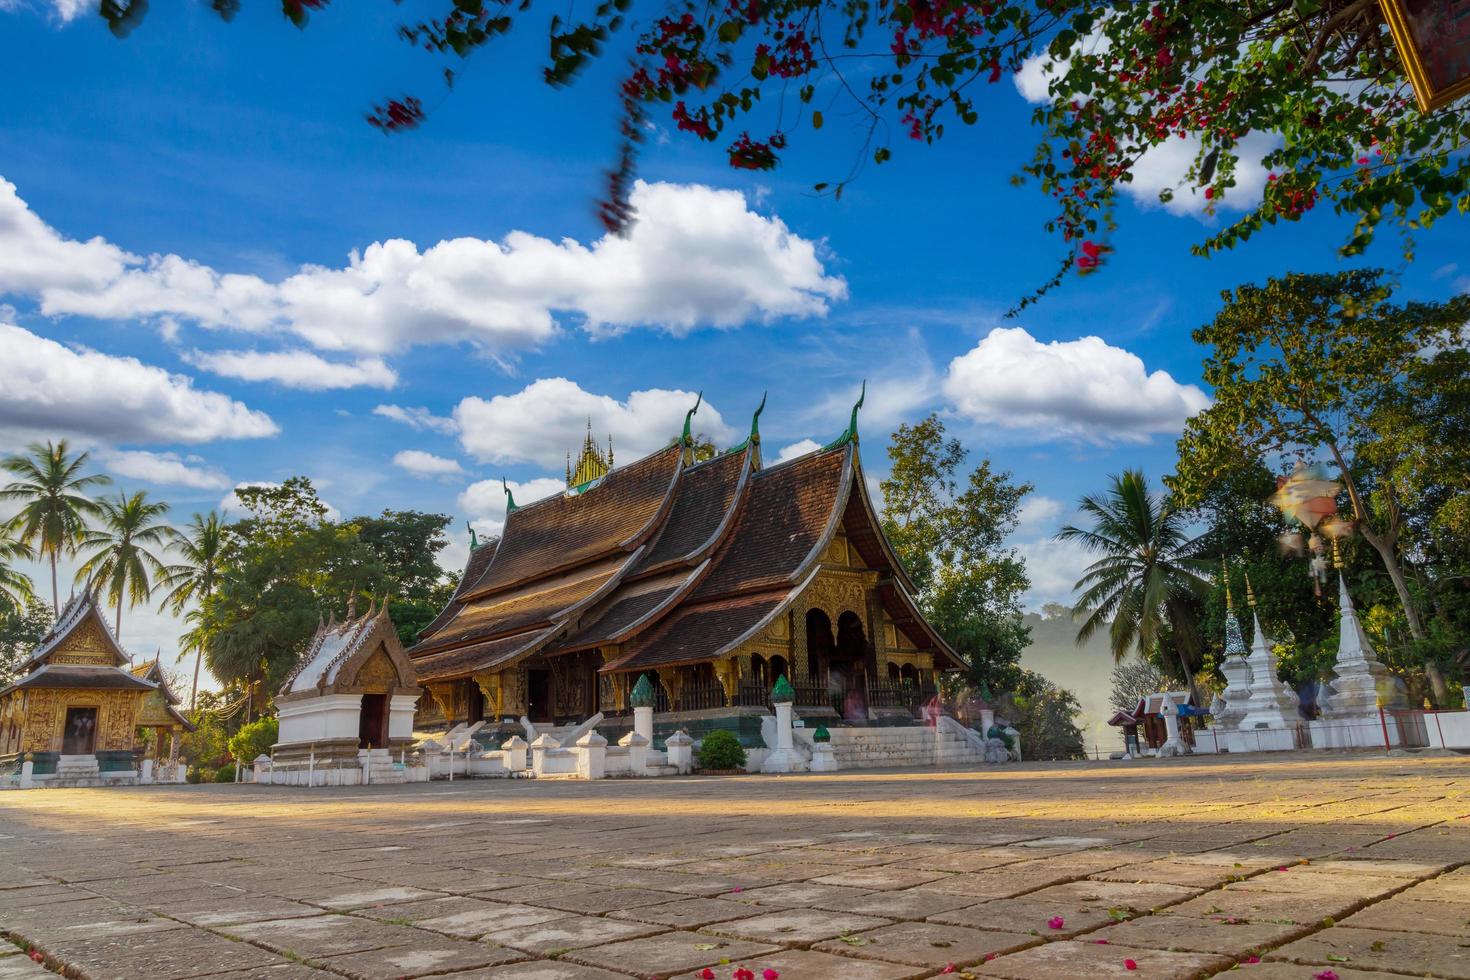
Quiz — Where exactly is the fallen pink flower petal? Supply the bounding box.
[1243,956,1260,964]
[940,965,957,974]
[1093,939,1110,945]
[1124,959,1138,971]
[1047,916,1065,929]
[1314,972,1339,980]
[700,971,715,980]
[762,970,779,980]
[729,887,744,893]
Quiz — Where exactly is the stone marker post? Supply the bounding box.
[575,730,608,779]
[619,731,649,775]
[665,730,693,774]
[761,675,807,774]
[502,735,528,772]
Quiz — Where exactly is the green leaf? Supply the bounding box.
[812,110,823,130]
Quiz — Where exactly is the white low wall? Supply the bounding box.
[1427,710,1470,751]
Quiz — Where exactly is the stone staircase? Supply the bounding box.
[362,749,408,785]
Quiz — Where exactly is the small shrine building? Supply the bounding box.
[274,600,420,772]
[408,391,964,735]
[0,591,162,782]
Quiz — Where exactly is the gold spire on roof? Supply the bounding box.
[568,418,612,488]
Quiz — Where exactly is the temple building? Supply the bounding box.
[408,390,965,738]
[129,657,195,780]
[0,591,161,784]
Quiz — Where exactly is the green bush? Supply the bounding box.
[227,717,278,763]
[697,729,746,771]
[213,763,237,783]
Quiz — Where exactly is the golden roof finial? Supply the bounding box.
[1244,572,1257,609]
[1222,558,1234,611]
[1332,536,1344,570]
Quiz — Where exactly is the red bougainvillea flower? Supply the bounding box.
[28,952,43,964]
[1314,972,1339,980]
[1204,187,1215,199]
[734,969,756,980]
[1243,956,1260,964]
[762,970,780,980]
[940,965,957,974]
[1093,939,1110,945]
[1047,916,1065,929]
[1124,959,1138,971]
[700,971,715,980]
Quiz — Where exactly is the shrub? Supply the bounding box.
[697,729,746,771]
[227,716,278,763]
[213,763,237,783]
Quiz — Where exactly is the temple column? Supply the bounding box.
[791,608,810,683]
[715,658,739,706]
[657,669,682,712]
[473,673,503,722]
[168,730,179,781]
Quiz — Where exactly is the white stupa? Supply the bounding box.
[1215,566,1253,733]
[1237,575,1300,748]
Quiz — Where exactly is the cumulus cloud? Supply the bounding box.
[219,481,340,521]
[459,476,566,538]
[454,378,735,469]
[373,404,458,435]
[0,323,278,444]
[0,0,91,22]
[1013,44,1277,218]
[776,439,822,463]
[0,177,846,356]
[183,348,397,390]
[1015,536,1094,609]
[392,450,465,478]
[942,327,1208,442]
[1016,495,1064,533]
[96,449,231,490]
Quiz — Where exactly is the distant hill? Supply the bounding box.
[1019,609,1118,756]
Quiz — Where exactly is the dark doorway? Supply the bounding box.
[62,707,97,754]
[835,611,870,721]
[359,694,388,748]
[769,655,789,683]
[467,681,485,724]
[528,669,554,723]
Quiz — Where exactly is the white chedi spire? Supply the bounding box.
[1328,573,1404,714]
[1216,569,1253,732]
[1238,580,1299,731]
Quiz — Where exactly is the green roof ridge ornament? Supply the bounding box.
[723,391,768,456]
[502,478,518,513]
[629,673,656,709]
[467,521,478,550]
[771,674,795,703]
[822,380,866,450]
[681,391,703,446]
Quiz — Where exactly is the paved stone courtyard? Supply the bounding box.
[1,753,1468,980]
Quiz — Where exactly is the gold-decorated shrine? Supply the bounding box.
[0,591,183,779]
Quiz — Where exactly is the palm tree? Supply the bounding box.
[1058,470,1211,700]
[1,440,111,613]
[74,490,175,642]
[0,526,36,614]
[158,512,225,710]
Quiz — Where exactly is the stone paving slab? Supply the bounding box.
[0,753,1466,979]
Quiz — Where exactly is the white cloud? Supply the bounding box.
[1016,495,1064,533]
[459,476,567,538]
[1128,131,1279,218]
[0,0,92,23]
[183,348,397,390]
[97,449,231,490]
[1015,536,1094,610]
[392,450,465,478]
[776,439,821,463]
[454,378,735,469]
[942,327,1209,442]
[0,322,278,444]
[1,177,846,356]
[219,481,340,521]
[373,404,458,435]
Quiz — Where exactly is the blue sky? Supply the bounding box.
[2,1,1467,669]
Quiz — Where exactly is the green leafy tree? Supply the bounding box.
[202,478,389,708]
[880,414,1032,693]
[1060,470,1211,703]
[158,512,225,711]
[1,440,110,613]
[350,509,454,647]
[1170,270,1470,704]
[1000,669,1086,761]
[74,490,175,641]
[227,716,279,763]
[92,2,1470,308]
[0,597,51,686]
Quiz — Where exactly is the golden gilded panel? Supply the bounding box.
[20,688,142,753]
[356,648,399,691]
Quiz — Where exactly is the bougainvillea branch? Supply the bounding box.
[99,0,1470,310]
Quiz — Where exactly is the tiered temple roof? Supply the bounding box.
[0,591,156,696]
[409,398,963,682]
